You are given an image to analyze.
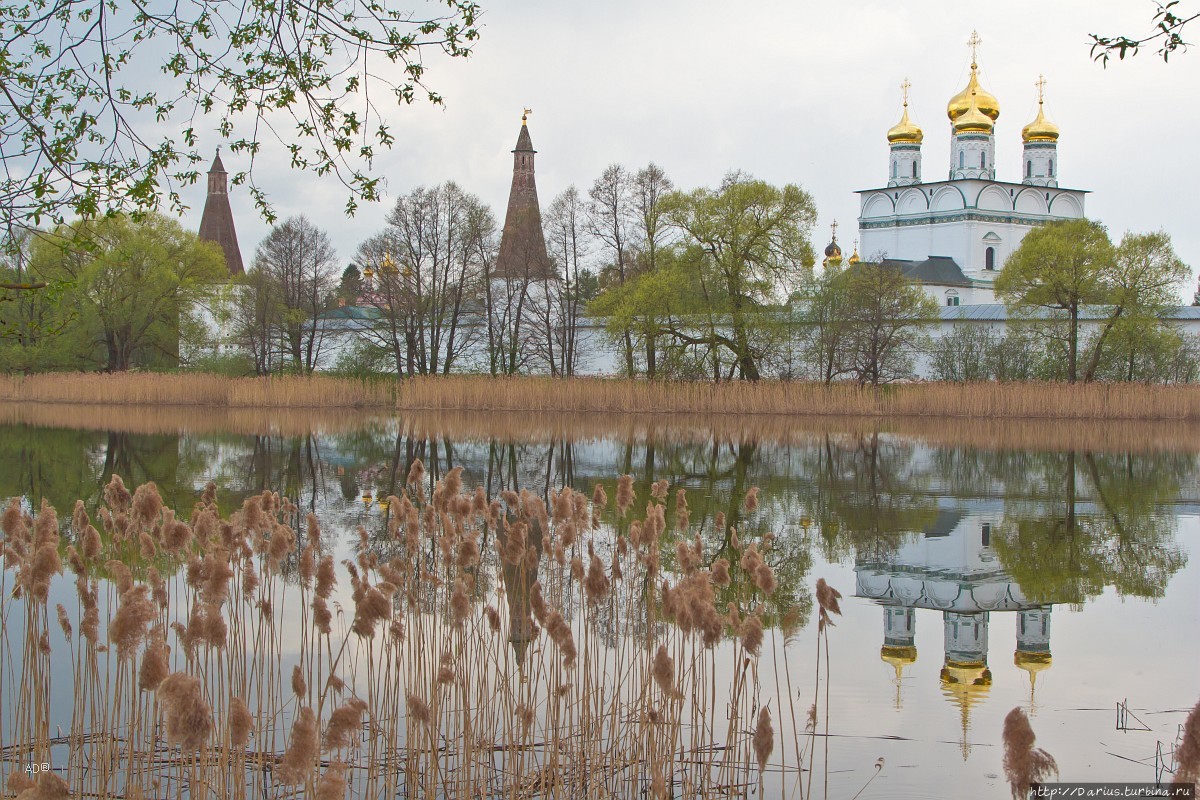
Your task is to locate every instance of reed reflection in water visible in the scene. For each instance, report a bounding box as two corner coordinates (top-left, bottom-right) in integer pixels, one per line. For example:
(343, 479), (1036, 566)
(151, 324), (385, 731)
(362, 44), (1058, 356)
(0, 406), (1197, 798)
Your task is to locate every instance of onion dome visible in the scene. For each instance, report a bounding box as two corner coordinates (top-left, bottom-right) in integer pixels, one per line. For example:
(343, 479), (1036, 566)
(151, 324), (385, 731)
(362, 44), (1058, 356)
(947, 67), (1000, 123)
(887, 105), (924, 144)
(824, 239), (842, 260)
(848, 241), (861, 264)
(1022, 78), (1059, 142)
(953, 89), (994, 134)
(1014, 650), (1052, 681)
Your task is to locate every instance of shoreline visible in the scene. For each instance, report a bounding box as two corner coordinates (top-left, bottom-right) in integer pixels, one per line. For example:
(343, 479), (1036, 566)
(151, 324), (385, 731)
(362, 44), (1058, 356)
(3, 371), (1200, 420)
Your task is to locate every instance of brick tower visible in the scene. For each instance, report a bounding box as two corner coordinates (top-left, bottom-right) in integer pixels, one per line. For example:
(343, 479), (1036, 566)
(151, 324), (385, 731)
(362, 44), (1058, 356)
(495, 112), (553, 280)
(198, 149), (245, 275)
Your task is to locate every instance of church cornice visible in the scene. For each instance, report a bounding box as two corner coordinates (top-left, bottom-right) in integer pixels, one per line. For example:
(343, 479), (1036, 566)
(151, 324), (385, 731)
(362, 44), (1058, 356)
(860, 210), (1065, 229)
(856, 178), (1088, 195)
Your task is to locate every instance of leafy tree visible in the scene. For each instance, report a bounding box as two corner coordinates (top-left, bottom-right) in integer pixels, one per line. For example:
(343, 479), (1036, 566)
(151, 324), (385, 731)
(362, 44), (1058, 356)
(629, 164), (675, 377)
(10, 215), (225, 371)
(995, 219), (1115, 383)
(836, 261), (938, 386)
(796, 263), (855, 384)
(1080, 230), (1189, 382)
(659, 172), (816, 381)
(0, 0), (480, 230)
(927, 325), (998, 382)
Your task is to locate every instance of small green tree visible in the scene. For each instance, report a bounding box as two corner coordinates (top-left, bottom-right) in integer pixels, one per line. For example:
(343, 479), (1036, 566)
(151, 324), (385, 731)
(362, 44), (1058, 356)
(928, 325), (997, 382)
(1080, 230), (1189, 382)
(838, 262), (939, 386)
(995, 219), (1115, 383)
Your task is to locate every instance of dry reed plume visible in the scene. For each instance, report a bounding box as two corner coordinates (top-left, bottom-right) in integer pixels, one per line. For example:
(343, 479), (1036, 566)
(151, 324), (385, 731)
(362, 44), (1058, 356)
(0, 466), (862, 798)
(1002, 707), (1059, 798)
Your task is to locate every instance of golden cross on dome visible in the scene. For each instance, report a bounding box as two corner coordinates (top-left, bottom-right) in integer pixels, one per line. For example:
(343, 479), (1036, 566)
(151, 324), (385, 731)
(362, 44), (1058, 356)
(1035, 74), (1047, 104)
(967, 30), (982, 66)
(830, 219), (839, 241)
(901, 77), (911, 107)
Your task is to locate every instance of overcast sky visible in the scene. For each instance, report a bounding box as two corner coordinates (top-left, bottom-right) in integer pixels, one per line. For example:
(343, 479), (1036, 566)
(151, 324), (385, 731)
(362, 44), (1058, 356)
(182, 0), (1200, 298)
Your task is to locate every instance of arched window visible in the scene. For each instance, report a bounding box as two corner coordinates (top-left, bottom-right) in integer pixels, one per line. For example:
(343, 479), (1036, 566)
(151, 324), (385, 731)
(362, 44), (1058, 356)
(959, 150), (965, 168)
(1048, 159), (1054, 177)
(945, 291), (960, 307)
(891, 160), (897, 178)
(912, 161), (918, 178)
(980, 151), (986, 169)
(985, 247), (995, 271)
(1027, 160), (1032, 178)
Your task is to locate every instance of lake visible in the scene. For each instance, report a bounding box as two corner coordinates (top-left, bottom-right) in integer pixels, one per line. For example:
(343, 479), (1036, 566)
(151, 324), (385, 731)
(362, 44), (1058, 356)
(0, 407), (1197, 798)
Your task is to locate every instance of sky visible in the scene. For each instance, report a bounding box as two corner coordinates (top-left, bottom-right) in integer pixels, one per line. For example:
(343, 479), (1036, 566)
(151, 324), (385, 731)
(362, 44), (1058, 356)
(181, 0), (1200, 299)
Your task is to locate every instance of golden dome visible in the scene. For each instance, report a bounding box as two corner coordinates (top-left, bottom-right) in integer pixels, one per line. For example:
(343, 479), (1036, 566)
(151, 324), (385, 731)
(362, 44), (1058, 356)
(848, 242), (861, 264)
(1022, 77), (1059, 143)
(953, 89), (994, 134)
(887, 106), (924, 144)
(948, 64), (1000, 123)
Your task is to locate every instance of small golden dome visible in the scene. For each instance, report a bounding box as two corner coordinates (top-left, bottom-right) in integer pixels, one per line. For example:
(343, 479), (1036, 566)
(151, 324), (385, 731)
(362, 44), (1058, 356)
(1022, 79), (1059, 143)
(954, 89), (994, 134)
(948, 64), (1000, 123)
(848, 243), (861, 264)
(887, 106), (924, 144)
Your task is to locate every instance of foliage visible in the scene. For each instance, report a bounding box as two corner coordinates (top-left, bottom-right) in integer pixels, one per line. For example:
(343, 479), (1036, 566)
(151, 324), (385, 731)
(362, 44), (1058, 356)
(0, 0), (480, 230)
(997, 221), (1190, 383)
(1091, 1), (1199, 64)
(659, 172), (817, 381)
(927, 325), (997, 382)
(0, 214), (226, 371)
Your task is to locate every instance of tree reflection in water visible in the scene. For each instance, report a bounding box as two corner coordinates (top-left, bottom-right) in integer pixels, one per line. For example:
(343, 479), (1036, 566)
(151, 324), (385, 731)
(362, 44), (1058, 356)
(0, 415), (1192, 774)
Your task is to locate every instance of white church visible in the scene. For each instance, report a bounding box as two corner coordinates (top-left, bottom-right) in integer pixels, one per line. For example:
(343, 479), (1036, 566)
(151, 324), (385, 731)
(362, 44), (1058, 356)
(841, 32), (1087, 308)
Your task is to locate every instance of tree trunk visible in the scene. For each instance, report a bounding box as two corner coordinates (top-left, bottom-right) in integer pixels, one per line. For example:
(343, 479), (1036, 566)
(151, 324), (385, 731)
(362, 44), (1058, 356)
(1068, 303), (1079, 383)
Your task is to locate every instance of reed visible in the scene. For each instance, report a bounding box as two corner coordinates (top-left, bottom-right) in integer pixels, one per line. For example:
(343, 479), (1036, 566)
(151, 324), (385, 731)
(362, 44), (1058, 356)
(3, 372), (1200, 420)
(0, 470), (858, 798)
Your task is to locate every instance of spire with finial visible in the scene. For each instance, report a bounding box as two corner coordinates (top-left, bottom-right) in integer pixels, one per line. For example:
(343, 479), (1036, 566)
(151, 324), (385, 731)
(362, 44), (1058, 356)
(496, 110), (552, 280)
(198, 147), (244, 275)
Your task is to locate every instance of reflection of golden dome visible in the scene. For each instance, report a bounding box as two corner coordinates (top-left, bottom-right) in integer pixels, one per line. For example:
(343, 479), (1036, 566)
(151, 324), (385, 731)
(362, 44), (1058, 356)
(882, 645), (917, 677)
(941, 661), (993, 760)
(1022, 101), (1059, 143)
(953, 90), (994, 134)
(948, 64), (1000, 123)
(887, 105), (924, 144)
(1015, 650), (1052, 678)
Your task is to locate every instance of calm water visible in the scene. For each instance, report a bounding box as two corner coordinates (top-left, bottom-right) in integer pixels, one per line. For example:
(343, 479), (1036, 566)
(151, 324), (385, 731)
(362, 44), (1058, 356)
(1, 414), (1198, 798)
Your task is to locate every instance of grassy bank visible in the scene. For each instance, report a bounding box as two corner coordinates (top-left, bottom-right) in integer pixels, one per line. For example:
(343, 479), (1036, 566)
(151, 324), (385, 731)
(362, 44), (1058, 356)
(3, 371), (1200, 420)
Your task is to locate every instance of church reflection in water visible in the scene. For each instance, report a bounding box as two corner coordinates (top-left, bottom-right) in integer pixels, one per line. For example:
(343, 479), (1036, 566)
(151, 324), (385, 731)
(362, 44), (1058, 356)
(855, 508), (1057, 758)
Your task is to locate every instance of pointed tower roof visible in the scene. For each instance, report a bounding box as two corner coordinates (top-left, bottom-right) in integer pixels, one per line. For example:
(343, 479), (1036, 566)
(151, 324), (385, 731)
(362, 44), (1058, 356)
(495, 111), (552, 280)
(197, 148), (245, 276)
(514, 110), (535, 152)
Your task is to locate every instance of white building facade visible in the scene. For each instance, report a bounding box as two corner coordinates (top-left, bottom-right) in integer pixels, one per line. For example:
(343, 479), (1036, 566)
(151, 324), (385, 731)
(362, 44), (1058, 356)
(856, 40), (1086, 307)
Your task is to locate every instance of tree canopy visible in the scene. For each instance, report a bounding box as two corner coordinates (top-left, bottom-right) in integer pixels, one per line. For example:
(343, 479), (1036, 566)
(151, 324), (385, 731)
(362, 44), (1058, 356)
(0, 0), (480, 232)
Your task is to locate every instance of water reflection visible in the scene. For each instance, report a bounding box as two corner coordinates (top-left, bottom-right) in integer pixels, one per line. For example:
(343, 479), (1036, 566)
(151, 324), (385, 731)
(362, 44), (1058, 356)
(0, 415), (1193, 793)
(855, 510), (1060, 758)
